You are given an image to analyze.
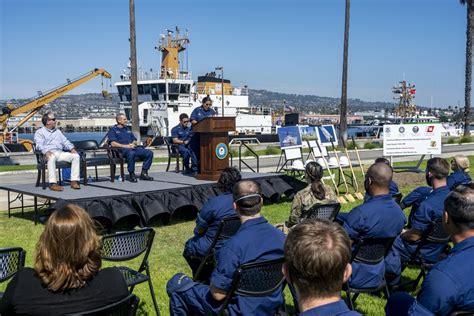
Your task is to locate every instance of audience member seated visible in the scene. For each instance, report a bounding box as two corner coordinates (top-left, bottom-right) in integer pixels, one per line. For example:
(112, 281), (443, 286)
(447, 155), (472, 190)
(284, 219), (361, 315)
(364, 157), (399, 201)
(0, 204), (128, 315)
(385, 186), (474, 315)
(385, 157), (451, 285)
(183, 167), (242, 275)
(285, 162), (337, 229)
(171, 113), (197, 174)
(167, 180), (285, 315)
(339, 162), (406, 289)
(399, 186), (432, 221)
(107, 113), (154, 183)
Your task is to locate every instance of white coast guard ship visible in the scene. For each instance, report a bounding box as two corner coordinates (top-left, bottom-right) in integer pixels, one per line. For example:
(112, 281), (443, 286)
(115, 27), (272, 138)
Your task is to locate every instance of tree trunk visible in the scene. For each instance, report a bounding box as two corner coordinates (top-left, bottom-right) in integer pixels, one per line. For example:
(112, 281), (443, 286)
(464, 0), (474, 136)
(340, 0), (350, 144)
(129, 0), (140, 141)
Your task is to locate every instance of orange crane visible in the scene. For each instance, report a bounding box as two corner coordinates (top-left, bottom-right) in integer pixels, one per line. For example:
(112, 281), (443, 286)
(1, 68), (112, 150)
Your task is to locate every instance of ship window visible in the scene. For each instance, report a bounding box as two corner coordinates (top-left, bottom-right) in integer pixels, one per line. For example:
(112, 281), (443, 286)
(180, 84), (190, 94)
(169, 94), (178, 101)
(124, 108), (132, 120)
(123, 86), (131, 95)
(143, 84), (150, 94)
(158, 83), (166, 94)
(117, 86), (125, 95)
(169, 83), (180, 94)
(138, 84), (144, 94)
(151, 84), (158, 94)
(143, 109), (148, 124)
(138, 94), (152, 102)
(151, 94), (159, 101)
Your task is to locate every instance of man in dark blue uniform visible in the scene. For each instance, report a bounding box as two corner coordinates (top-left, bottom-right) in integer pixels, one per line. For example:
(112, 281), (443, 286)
(107, 113), (154, 182)
(190, 96), (217, 172)
(171, 113), (196, 173)
(167, 180), (285, 315)
(385, 186), (474, 315)
(400, 186), (432, 227)
(385, 158), (451, 284)
(363, 157), (399, 202)
(342, 162), (406, 289)
(447, 155), (471, 189)
(182, 167), (241, 277)
(284, 219), (361, 315)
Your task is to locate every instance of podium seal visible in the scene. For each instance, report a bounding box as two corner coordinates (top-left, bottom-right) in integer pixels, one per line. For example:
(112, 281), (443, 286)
(215, 143), (228, 160)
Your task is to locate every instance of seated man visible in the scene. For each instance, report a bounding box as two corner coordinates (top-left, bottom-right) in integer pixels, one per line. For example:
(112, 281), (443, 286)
(183, 167), (241, 276)
(107, 113), (154, 183)
(364, 157), (399, 201)
(447, 155), (472, 189)
(167, 180), (285, 315)
(171, 113), (197, 173)
(386, 186), (474, 315)
(34, 112), (81, 191)
(342, 162), (406, 289)
(385, 158), (451, 284)
(284, 219), (360, 315)
(400, 186), (432, 227)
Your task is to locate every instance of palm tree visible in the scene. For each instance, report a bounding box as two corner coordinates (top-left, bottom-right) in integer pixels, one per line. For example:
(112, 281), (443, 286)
(461, 0), (474, 136)
(129, 0), (140, 140)
(340, 0), (350, 144)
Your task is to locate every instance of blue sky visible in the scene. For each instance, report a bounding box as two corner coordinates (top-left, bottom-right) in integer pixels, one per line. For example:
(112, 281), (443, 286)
(0, 0), (468, 108)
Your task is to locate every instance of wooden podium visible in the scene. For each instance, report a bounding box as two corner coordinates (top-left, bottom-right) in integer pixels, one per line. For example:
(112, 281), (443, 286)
(193, 117), (236, 181)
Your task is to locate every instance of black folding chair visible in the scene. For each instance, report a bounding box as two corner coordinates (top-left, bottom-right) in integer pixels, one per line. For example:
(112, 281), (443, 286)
(344, 237), (396, 310)
(193, 216), (241, 282)
(397, 218), (451, 291)
(0, 247), (26, 298)
(65, 293), (140, 316)
(217, 257), (286, 316)
(304, 203), (341, 221)
(164, 136), (182, 173)
(72, 140), (115, 183)
(100, 228), (159, 315)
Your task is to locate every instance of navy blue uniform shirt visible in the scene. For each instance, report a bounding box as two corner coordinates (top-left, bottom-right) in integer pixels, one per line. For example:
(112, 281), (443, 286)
(299, 300), (361, 316)
(210, 216), (285, 315)
(343, 194), (406, 288)
(107, 125), (136, 145)
(447, 170), (472, 190)
(364, 180), (399, 201)
(407, 236), (474, 315)
(171, 124), (193, 142)
(190, 106), (216, 123)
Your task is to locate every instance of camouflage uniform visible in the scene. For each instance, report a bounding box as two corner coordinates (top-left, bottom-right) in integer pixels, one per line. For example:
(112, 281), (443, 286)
(286, 184), (337, 228)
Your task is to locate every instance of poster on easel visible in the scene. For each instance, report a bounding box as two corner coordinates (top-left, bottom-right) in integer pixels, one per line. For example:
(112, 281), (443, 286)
(278, 126), (302, 148)
(299, 125), (318, 148)
(317, 125), (338, 147)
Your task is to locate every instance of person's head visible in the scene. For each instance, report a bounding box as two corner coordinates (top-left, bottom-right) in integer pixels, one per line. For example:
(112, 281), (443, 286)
(425, 157), (449, 187)
(34, 204), (101, 292)
(179, 113), (189, 127)
(374, 157), (390, 166)
(41, 112), (57, 129)
(283, 219), (352, 304)
(364, 162), (393, 196)
(305, 162), (326, 200)
(115, 113), (128, 126)
(443, 185), (474, 237)
(451, 155), (470, 173)
(217, 167), (242, 193)
(233, 180), (263, 217)
(202, 96), (212, 111)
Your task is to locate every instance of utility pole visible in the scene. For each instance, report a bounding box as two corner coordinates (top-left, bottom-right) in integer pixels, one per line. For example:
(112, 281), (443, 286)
(215, 66), (224, 116)
(129, 0), (140, 141)
(339, 0), (351, 144)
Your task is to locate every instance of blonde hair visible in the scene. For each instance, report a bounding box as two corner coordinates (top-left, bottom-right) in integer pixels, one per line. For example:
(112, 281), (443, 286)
(34, 204), (101, 292)
(454, 155), (470, 173)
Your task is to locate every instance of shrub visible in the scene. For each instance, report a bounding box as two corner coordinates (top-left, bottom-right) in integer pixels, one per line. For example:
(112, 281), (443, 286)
(229, 149), (238, 157)
(444, 137), (456, 144)
(346, 141), (358, 150)
(364, 142), (377, 149)
(243, 149), (256, 157)
(459, 136), (473, 144)
(264, 146), (281, 155)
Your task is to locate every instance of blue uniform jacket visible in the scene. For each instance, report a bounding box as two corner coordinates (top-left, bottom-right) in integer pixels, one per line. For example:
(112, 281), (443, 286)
(210, 216), (285, 315)
(190, 106), (216, 123)
(447, 170), (472, 190)
(364, 181), (399, 202)
(343, 194), (406, 289)
(107, 125), (136, 145)
(171, 124), (193, 142)
(407, 236), (474, 315)
(300, 300), (361, 316)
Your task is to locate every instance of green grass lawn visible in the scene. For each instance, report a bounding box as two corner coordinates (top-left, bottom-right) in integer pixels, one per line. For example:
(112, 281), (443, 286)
(1, 156), (474, 315)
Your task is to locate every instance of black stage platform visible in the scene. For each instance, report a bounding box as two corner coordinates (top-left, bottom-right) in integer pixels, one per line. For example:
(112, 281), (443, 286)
(1, 172), (304, 227)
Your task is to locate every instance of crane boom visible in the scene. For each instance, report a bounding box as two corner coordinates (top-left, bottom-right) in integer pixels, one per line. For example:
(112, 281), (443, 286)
(0, 68), (112, 131)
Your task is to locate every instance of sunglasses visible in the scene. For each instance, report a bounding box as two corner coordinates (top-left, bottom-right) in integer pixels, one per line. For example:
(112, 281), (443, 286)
(182, 120), (189, 124)
(204, 103), (212, 106)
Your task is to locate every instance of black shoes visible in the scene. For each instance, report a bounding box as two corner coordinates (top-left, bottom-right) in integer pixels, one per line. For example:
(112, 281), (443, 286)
(140, 171), (154, 181)
(129, 172), (138, 183)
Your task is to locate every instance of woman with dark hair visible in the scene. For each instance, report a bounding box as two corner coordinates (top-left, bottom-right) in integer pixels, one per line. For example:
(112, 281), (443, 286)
(183, 167), (241, 275)
(0, 204), (128, 315)
(286, 161), (337, 228)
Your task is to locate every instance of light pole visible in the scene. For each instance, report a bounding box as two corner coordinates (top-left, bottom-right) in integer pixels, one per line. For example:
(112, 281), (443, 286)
(215, 66), (224, 116)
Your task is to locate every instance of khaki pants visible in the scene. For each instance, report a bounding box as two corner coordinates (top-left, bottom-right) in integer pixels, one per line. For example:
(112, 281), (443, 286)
(47, 151), (80, 184)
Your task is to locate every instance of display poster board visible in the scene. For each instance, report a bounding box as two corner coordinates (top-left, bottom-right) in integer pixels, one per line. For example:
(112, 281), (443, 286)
(299, 126), (318, 141)
(317, 125), (338, 147)
(278, 126), (302, 148)
(383, 124), (442, 156)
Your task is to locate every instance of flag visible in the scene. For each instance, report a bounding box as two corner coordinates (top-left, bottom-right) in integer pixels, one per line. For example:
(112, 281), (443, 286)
(409, 89), (416, 95)
(284, 104), (296, 112)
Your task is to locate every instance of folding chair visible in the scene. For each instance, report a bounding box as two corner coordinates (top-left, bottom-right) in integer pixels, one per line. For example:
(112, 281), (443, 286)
(0, 247), (26, 298)
(344, 237), (396, 310)
(72, 140), (114, 183)
(217, 257), (286, 316)
(276, 147), (304, 173)
(100, 228), (160, 315)
(193, 216), (241, 282)
(307, 140), (328, 160)
(303, 203), (341, 221)
(164, 136), (183, 172)
(65, 293), (140, 316)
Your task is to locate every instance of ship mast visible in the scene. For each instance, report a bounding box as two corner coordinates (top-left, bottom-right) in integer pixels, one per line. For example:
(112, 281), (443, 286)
(392, 80), (416, 118)
(156, 27), (190, 80)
